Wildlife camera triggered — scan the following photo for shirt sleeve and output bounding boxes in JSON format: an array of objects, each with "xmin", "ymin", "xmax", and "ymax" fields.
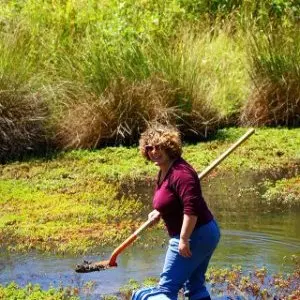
[{"xmin": 171, "ymin": 169, "xmax": 203, "ymax": 216}]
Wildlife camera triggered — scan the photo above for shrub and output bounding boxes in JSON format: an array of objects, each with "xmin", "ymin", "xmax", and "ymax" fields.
[
  {"xmin": 54, "ymin": 75, "xmax": 221, "ymax": 149},
  {"xmin": 54, "ymin": 77, "xmax": 178, "ymax": 148}
]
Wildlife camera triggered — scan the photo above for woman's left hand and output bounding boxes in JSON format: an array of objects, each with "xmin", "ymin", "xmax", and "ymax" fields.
[{"xmin": 179, "ymin": 238, "xmax": 192, "ymax": 258}]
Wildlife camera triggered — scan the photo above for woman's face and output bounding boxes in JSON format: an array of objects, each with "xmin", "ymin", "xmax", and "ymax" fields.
[{"xmin": 146, "ymin": 144, "xmax": 171, "ymax": 168}]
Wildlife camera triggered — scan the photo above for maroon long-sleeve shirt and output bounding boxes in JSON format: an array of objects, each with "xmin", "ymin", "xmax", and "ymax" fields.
[{"xmin": 153, "ymin": 157, "xmax": 213, "ymax": 237}]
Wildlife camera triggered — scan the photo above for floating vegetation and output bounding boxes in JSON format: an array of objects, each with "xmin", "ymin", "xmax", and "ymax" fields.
[
  {"xmin": 0, "ymin": 282, "xmax": 79, "ymax": 299},
  {"xmin": 113, "ymin": 262, "xmax": 300, "ymax": 299},
  {"xmin": 262, "ymin": 176, "xmax": 300, "ymax": 209},
  {"xmin": 207, "ymin": 260, "xmax": 300, "ymax": 299},
  {"xmin": 0, "ymin": 178, "xmax": 144, "ymax": 253},
  {"xmin": 0, "ymin": 263, "xmax": 299, "ymax": 299}
]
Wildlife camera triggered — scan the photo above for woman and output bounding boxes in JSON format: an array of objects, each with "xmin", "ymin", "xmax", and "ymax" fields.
[{"xmin": 132, "ymin": 124, "xmax": 220, "ymax": 300}]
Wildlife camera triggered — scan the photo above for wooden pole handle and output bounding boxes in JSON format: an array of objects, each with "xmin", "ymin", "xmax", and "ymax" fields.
[
  {"xmin": 108, "ymin": 219, "xmax": 153, "ymax": 266},
  {"xmin": 198, "ymin": 128, "xmax": 255, "ymax": 179}
]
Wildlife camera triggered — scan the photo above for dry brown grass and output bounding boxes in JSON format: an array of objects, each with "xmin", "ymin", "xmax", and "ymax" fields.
[
  {"xmin": 55, "ymin": 77, "xmax": 219, "ymax": 149},
  {"xmin": 241, "ymin": 78, "xmax": 300, "ymax": 127},
  {"xmin": 0, "ymin": 91, "xmax": 49, "ymax": 162}
]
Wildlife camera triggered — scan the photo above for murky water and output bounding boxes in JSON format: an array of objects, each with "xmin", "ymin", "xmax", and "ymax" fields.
[{"xmin": 0, "ymin": 171, "xmax": 299, "ymax": 298}]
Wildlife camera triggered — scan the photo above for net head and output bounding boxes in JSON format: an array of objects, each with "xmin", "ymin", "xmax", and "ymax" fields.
[{"xmin": 75, "ymin": 260, "xmax": 110, "ymax": 273}]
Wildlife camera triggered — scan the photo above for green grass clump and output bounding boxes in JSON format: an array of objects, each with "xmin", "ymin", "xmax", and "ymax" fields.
[
  {"xmin": 148, "ymin": 25, "xmax": 250, "ymax": 125},
  {"xmin": 184, "ymin": 127, "xmax": 300, "ymax": 173},
  {"xmin": 0, "ymin": 282, "xmax": 79, "ymax": 300},
  {"xmin": 262, "ymin": 176, "xmax": 300, "ymax": 209},
  {"xmin": 0, "ymin": 177, "xmax": 144, "ymax": 253}
]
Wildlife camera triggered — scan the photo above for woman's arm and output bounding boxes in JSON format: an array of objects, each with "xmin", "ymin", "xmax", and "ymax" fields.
[{"xmin": 179, "ymin": 214, "xmax": 198, "ymax": 257}]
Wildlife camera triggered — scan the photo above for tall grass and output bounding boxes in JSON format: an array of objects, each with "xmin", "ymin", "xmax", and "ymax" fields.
[
  {"xmin": 0, "ymin": 21, "xmax": 50, "ymax": 161},
  {"xmin": 54, "ymin": 24, "xmax": 250, "ymax": 147},
  {"xmin": 55, "ymin": 77, "xmax": 183, "ymax": 148},
  {"xmin": 0, "ymin": 0, "xmax": 299, "ymax": 160},
  {"xmin": 0, "ymin": 91, "xmax": 48, "ymax": 163},
  {"xmin": 241, "ymin": 27, "xmax": 300, "ymax": 126}
]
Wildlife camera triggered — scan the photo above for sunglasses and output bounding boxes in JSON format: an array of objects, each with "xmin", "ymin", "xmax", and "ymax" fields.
[{"xmin": 145, "ymin": 145, "xmax": 161, "ymax": 152}]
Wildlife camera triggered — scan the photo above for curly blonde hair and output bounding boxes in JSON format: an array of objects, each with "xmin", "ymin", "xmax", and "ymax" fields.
[{"xmin": 139, "ymin": 123, "xmax": 182, "ymax": 160}]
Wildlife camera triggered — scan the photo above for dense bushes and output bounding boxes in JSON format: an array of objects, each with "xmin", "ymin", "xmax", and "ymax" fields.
[{"xmin": 0, "ymin": 0, "xmax": 299, "ymax": 161}]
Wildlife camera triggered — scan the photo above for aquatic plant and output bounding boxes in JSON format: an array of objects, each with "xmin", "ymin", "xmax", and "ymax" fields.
[
  {"xmin": 0, "ymin": 262, "xmax": 298, "ymax": 299},
  {"xmin": 116, "ymin": 261, "xmax": 300, "ymax": 299},
  {"xmin": 262, "ymin": 176, "xmax": 300, "ymax": 209},
  {"xmin": 207, "ymin": 258, "xmax": 300, "ymax": 299},
  {"xmin": 0, "ymin": 282, "xmax": 79, "ymax": 299},
  {"xmin": 0, "ymin": 178, "xmax": 144, "ymax": 253}
]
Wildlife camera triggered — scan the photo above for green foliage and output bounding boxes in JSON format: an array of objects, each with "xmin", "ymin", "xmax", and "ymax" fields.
[
  {"xmin": 0, "ymin": 0, "xmax": 299, "ymax": 157},
  {"xmin": 142, "ymin": 277, "xmax": 159, "ymax": 287},
  {"xmin": 207, "ymin": 262, "xmax": 300, "ymax": 298},
  {"xmin": 177, "ymin": 0, "xmax": 242, "ymax": 18},
  {"xmin": 176, "ymin": 0, "xmax": 299, "ymax": 25},
  {"xmin": 262, "ymin": 176, "xmax": 300, "ymax": 209},
  {"xmin": 113, "ymin": 262, "xmax": 300, "ymax": 299},
  {"xmin": 102, "ymin": 296, "xmax": 119, "ymax": 300},
  {"xmin": 148, "ymin": 25, "xmax": 249, "ymax": 121},
  {"xmin": 0, "ymin": 175, "xmax": 144, "ymax": 252},
  {"xmin": 119, "ymin": 279, "xmax": 141, "ymax": 298},
  {"xmin": 184, "ymin": 127, "xmax": 300, "ymax": 172},
  {"xmin": 0, "ymin": 282, "xmax": 79, "ymax": 299}
]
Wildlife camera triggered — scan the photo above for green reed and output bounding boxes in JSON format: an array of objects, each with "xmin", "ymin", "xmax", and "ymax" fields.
[
  {"xmin": 0, "ymin": 0, "xmax": 299, "ymax": 160},
  {"xmin": 241, "ymin": 26, "xmax": 300, "ymax": 126}
]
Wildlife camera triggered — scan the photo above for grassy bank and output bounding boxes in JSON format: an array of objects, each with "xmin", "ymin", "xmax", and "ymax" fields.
[
  {"xmin": 0, "ymin": 128, "xmax": 299, "ymax": 254},
  {"xmin": 0, "ymin": 1, "xmax": 299, "ymax": 161}
]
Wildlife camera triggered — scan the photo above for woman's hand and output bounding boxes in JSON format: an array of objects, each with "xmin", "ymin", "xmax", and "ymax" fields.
[
  {"xmin": 148, "ymin": 209, "xmax": 161, "ymax": 226},
  {"xmin": 179, "ymin": 238, "xmax": 192, "ymax": 258},
  {"xmin": 179, "ymin": 214, "xmax": 197, "ymax": 258}
]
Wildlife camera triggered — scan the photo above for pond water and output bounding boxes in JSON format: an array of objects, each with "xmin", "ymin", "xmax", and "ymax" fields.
[{"xmin": 0, "ymin": 171, "xmax": 299, "ymax": 298}]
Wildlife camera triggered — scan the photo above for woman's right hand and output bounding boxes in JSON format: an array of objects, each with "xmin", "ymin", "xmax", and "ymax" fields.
[{"xmin": 148, "ymin": 209, "xmax": 161, "ymax": 226}]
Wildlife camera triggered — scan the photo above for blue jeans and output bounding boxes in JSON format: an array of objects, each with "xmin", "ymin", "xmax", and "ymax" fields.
[{"xmin": 132, "ymin": 219, "xmax": 220, "ymax": 300}]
